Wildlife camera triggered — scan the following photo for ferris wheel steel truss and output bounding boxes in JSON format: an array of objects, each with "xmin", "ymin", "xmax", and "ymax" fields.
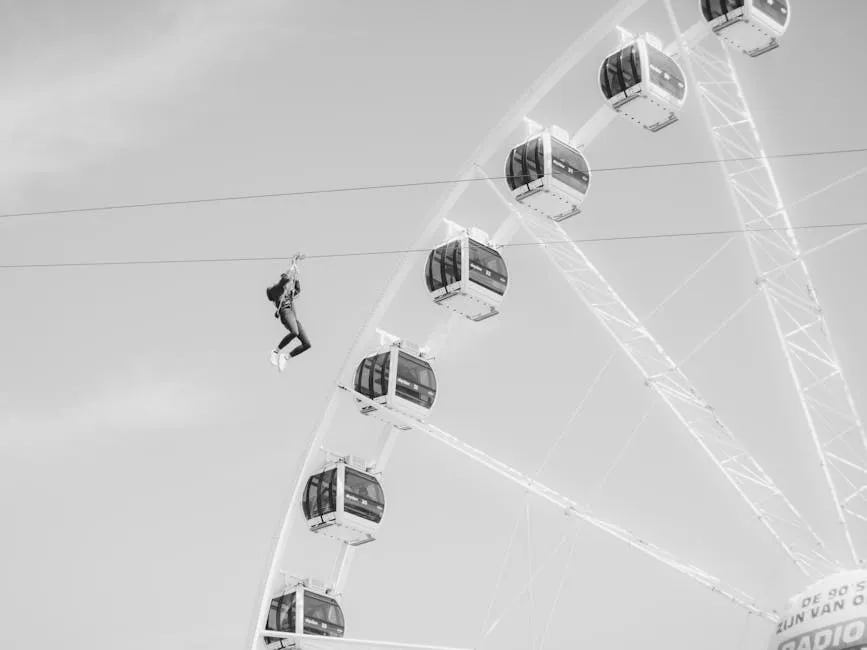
[
  {"xmin": 664, "ymin": 0, "xmax": 867, "ymax": 569},
  {"xmin": 478, "ymin": 171, "xmax": 836, "ymax": 581},
  {"xmin": 247, "ymin": 2, "xmax": 851, "ymax": 648},
  {"xmin": 340, "ymin": 387, "xmax": 773, "ymax": 621}
]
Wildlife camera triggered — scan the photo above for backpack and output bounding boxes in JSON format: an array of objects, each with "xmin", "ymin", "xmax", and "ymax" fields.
[{"xmin": 266, "ymin": 282, "xmax": 283, "ymax": 304}]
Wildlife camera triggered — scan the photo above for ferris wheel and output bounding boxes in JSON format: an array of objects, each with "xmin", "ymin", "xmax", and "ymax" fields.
[{"xmin": 248, "ymin": 1, "xmax": 867, "ymax": 649}]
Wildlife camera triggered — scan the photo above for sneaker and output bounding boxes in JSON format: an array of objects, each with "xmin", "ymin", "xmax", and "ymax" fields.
[
  {"xmin": 270, "ymin": 350, "xmax": 279, "ymax": 367},
  {"xmin": 277, "ymin": 353, "xmax": 288, "ymax": 373}
]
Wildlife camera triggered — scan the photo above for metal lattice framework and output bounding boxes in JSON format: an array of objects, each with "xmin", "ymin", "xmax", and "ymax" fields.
[
  {"xmin": 340, "ymin": 387, "xmax": 772, "ymax": 620},
  {"xmin": 248, "ymin": 3, "xmax": 864, "ymax": 649},
  {"xmin": 664, "ymin": 0, "xmax": 867, "ymax": 569},
  {"xmin": 478, "ymin": 172, "xmax": 837, "ymax": 580}
]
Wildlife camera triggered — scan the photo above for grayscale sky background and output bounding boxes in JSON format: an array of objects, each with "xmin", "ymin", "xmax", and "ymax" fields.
[{"xmin": 1, "ymin": 1, "xmax": 865, "ymax": 649}]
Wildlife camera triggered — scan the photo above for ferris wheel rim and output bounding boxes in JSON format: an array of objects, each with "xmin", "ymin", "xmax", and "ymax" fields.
[{"xmin": 246, "ymin": 2, "xmax": 655, "ymax": 648}]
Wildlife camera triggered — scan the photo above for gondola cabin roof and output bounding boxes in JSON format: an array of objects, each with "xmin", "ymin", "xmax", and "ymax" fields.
[
  {"xmin": 599, "ymin": 34, "xmax": 687, "ymax": 132},
  {"xmin": 425, "ymin": 226, "xmax": 508, "ymax": 322},
  {"xmin": 701, "ymin": 0, "xmax": 789, "ymax": 57},
  {"xmin": 303, "ymin": 457, "xmax": 385, "ymax": 546},
  {"xmin": 353, "ymin": 340, "xmax": 437, "ymax": 428},
  {"xmin": 505, "ymin": 126, "xmax": 590, "ymax": 222}
]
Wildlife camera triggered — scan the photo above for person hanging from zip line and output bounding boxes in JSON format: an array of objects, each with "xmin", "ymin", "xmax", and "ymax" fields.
[{"xmin": 267, "ymin": 253, "xmax": 311, "ymax": 372}]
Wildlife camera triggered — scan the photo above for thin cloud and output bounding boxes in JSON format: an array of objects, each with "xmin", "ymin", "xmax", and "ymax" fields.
[
  {"xmin": 0, "ymin": 377, "xmax": 220, "ymax": 447},
  {"xmin": 0, "ymin": 0, "xmax": 283, "ymax": 191}
]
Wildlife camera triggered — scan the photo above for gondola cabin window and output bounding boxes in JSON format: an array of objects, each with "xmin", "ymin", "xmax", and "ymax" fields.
[
  {"xmin": 424, "ymin": 240, "xmax": 461, "ymax": 292},
  {"xmin": 344, "ymin": 467, "xmax": 385, "ymax": 523},
  {"xmin": 303, "ymin": 468, "xmax": 337, "ymax": 519},
  {"xmin": 701, "ymin": 0, "xmax": 745, "ymax": 20},
  {"xmin": 354, "ymin": 352, "xmax": 390, "ymax": 400},
  {"xmin": 265, "ymin": 592, "xmax": 297, "ymax": 642},
  {"xmin": 549, "ymin": 139, "xmax": 590, "ymax": 195},
  {"xmin": 647, "ymin": 47, "xmax": 686, "ymax": 100},
  {"xmin": 618, "ymin": 44, "xmax": 640, "ymax": 92},
  {"xmin": 506, "ymin": 137, "xmax": 544, "ymax": 191},
  {"xmin": 468, "ymin": 240, "xmax": 508, "ymax": 296},
  {"xmin": 302, "ymin": 592, "xmax": 345, "ymax": 636},
  {"xmin": 395, "ymin": 352, "xmax": 436, "ymax": 409},
  {"xmin": 756, "ymin": 0, "xmax": 788, "ymax": 26}
]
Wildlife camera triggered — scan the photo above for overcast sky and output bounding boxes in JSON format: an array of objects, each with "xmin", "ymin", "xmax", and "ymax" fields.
[{"xmin": 2, "ymin": 1, "xmax": 866, "ymax": 649}]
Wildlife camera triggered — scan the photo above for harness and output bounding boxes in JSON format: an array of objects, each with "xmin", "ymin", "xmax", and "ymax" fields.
[
  {"xmin": 275, "ymin": 276, "xmax": 299, "ymax": 317},
  {"xmin": 269, "ymin": 254, "xmax": 305, "ymax": 317}
]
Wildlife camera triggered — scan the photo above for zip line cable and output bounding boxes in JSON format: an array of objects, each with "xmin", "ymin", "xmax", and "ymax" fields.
[
  {"xmin": 3, "ymin": 219, "xmax": 866, "ymax": 270},
  {"xmin": 0, "ymin": 146, "xmax": 865, "ymax": 221}
]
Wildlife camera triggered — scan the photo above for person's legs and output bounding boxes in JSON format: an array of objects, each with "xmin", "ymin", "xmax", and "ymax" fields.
[
  {"xmin": 276, "ymin": 308, "xmax": 300, "ymax": 351},
  {"xmin": 277, "ymin": 332, "xmax": 297, "ymax": 350},
  {"xmin": 288, "ymin": 319, "xmax": 311, "ymax": 357},
  {"xmin": 275, "ymin": 307, "xmax": 311, "ymax": 359},
  {"xmin": 272, "ymin": 308, "xmax": 298, "ymax": 371}
]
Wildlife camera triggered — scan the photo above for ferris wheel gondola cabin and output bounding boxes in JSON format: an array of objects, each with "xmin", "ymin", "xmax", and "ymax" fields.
[
  {"xmin": 302, "ymin": 457, "xmax": 385, "ymax": 546},
  {"xmin": 701, "ymin": 0, "xmax": 789, "ymax": 57},
  {"xmin": 505, "ymin": 126, "xmax": 590, "ymax": 222},
  {"xmin": 353, "ymin": 339, "xmax": 436, "ymax": 427},
  {"xmin": 264, "ymin": 581, "xmax": 345, "ymax": 649},
  {"xmin": 599, "ymin": 34, "xmax": 687, "ymax": 132},
  {"xmin": 425, "ymin": 226, "xmax": 508, "ymax": 322}
]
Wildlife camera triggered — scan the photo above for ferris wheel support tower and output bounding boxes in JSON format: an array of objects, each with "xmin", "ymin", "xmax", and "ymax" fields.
[{"xmin": 664, "ymin": 0, "xmax": 867, "ymax": 569}]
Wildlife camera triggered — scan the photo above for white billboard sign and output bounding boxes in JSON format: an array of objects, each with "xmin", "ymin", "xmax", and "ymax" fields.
[{"xmin": 771, "ymin": 571, "xmax": 867, "ymax": 650}]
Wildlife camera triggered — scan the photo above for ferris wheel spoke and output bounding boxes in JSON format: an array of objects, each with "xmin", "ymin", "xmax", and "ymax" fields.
[
  {"xmin": 536, "ymin": 351, "xmax": 618, "ymax": 476},
  {"xmin": 339, "ymin": 387, "xmax": 773, "ymax": 620},
  {"xmin": 665, "ymin": 0, "xmax": 867, "ymax": 569},
  {"xmin": 480, "ymin": 524, "xmax": 579, "ymax": 645},
  {"xmin": 486, "ymin": 403, "xmax": 652, "ymax": 648},
  {"xmin": 677, "ymin": 290, "xmax": 762, "ymax": 368},
  {"xmin": 477, "ymin": 504, "xmax": 527, "ymax": 643},
  {"xmin": 525, "ymin": 503, "xmax": 537, "ymax": 650},
  {"xmin": 478, "ymin": 151, "xmax": 837, "ymax": 580},
  {"xmin": 786, "ymin": 166, "xmax": 867, "ymax": 219},
  {"xmin": 330, "ymin": 545, "xmax": 355, "ymax": 596},
  {"xmin": 591, "ymin": 402, "xmax": 656, "ymax": 500},
  {"xmin": 663, "ymin": 20, "xmax": 711, "ymax": 58},
  {"xmin": 644, "ymin": 236, "xmax": 738, "ymax": 321},
  {"xmin": 536, "ymin": 528, "xmax": 581, "ymax": 650},
  {"xmin": 478, "ymin": 351, "xmax": 618, "ymax": 647},
  {"xmin": 799, "ymin": 225, "xmax": 867, "ymax": 262}
]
